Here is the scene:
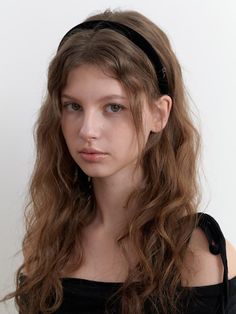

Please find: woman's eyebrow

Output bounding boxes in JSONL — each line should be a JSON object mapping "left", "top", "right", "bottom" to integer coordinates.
{"left": 61, "top": 93, "right": 127, "bottom": 101}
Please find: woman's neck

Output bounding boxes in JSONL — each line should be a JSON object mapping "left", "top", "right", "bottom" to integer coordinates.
{"left": 90, "top": 166, "right": 143, "bottom": 235}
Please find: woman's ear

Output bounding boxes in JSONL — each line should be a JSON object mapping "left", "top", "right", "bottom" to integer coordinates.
{"left": 151, "top": 95, "right": 172, "bottom": 133}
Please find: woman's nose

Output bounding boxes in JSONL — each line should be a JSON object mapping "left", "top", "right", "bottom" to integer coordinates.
{"left": 78, "top": 110, "right": 101, "bottom": 140}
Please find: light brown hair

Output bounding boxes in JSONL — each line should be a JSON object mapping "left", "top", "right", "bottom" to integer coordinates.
{"left": 1, "top": 8, "right": 202, "bottom": 314}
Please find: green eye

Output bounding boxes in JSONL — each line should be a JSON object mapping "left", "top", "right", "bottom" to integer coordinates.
{"left": 63, "top": 103, "right": 81, "bottom": 111}
{"left": 106, "top": 103, "right": 124, "bottom": 113}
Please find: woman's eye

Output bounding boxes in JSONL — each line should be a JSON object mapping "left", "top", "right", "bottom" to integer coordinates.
{"left": 63, "top": 103, "right": 81, "bottom": 111}
{"left": 106, "top": 103, "right": 124, "bottom": 113}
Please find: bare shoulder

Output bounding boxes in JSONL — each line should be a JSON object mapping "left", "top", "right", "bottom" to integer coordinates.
{"left": 181, "top": 227, "right": 236, "bottom": 287}
{"left": 226, "top": 239, "right": 236, "bottom": 278}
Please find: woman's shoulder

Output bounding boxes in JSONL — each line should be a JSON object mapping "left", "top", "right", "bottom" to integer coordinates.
{"left": 181, "top": 213, "right": 236, "bottom": 287}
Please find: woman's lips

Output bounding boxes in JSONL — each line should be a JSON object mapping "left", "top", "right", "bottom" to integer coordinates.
{"left": 79, "top": 152, "right": 108, "bottom": 162}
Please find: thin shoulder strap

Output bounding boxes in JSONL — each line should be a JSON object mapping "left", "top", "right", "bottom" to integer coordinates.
{"left": 197, "top": 212, "right": 229, "bottom": 312}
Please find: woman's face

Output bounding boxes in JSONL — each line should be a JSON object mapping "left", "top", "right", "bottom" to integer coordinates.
{"left": 60, "top": 64, "right": 155, "bottom": 180}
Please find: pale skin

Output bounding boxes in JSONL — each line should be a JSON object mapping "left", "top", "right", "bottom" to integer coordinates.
{"left": 26, "top": 63, "right": 236, "bottom": 286}
{"left": 60, "top": 64, "right": 170, "bottom": 236}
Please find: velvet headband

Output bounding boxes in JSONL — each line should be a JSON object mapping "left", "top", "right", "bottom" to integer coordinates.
{"left": 58, "top": 20, "right": 169, "bottom": 95}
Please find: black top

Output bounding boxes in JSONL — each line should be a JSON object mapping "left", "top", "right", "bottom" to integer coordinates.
{"left": 20, "top": 213, "right": 236, "bottom": 313}
{"left": 56, "top": 275, "right": 236, "bottom": 314}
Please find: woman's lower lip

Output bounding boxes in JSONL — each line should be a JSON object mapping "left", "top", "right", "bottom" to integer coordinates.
{"left": 80, "top": 152, "right": 107, "bottom": 162}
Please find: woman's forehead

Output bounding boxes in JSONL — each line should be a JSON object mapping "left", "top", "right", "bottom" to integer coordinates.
{"left": 61, "top": 64, "right": 128, "bottom": 101}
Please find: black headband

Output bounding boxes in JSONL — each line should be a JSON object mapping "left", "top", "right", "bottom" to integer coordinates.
{"left": 58, "top": 20, "right": 169, "bottom": 95}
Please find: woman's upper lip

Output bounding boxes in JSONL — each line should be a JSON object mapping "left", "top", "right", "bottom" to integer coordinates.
{"left": 80, "top": 148, "right": 106, "bottom": 154}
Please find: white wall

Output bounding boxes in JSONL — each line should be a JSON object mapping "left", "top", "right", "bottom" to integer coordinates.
{"left": 0, "top": 0, "right": 235, "bottom": 313}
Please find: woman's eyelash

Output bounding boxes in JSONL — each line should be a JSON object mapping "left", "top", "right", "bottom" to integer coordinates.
{"left": 106, "top": 103, "right": 125, "bottom": 113}
{"left": 62, "top": 103, "right": 125, "bottom": 113}
{"left": 62, "top": 102, "right": 81, "bottom": 111}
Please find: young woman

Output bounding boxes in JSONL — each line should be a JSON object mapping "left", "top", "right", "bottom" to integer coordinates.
{"left": 1, "top": 8, "right": 236, "bottom": 314}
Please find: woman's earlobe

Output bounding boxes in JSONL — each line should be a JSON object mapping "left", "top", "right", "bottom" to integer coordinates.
{"left": 151, "top": 95, "right": 172, "bottom": 132}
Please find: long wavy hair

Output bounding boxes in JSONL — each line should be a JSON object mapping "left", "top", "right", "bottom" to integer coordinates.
{"left": 1, "top": 8, "right": 203, "bottom": 314}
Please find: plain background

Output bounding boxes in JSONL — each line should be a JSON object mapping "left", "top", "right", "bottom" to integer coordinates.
{"left": 0, "top": 0, "right": 235, "bottom": 313}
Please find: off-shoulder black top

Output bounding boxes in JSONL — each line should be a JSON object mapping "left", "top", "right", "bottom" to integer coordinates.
{"left": 19, "top": 213, "right": 236, "bottom": 313}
